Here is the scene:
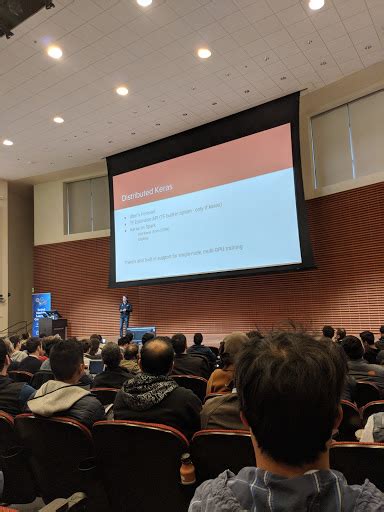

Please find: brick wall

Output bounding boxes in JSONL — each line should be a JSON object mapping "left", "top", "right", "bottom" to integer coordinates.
{"left": 34, "top": 182, "right": 384, "bottom": 341}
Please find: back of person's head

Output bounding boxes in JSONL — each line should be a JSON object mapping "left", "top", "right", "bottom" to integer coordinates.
{"left": 236, "top": 331, "right": 345, "bottom": 467}
{"left": 9, "top": 335, "right": 20, "bottom": 349}
{"left": 360, "top": 330, "right": 375, "bottom": 346}
{"left": 124, "top": 343, "right": 139, "bottom": 361}
{"left": 91, "top": 334, "right": 102, "bottom": 342}
{"left": 42, "top": 336, "right": 59, "bottom": 357}
{"left": 221, "top": 332, "right": 248, "bottom": 368}
{"left": 322, "top": 325, "right": 335, "bottom": 339}
{"left": 141, "top": 332, "right": 155, "bottom": 345}
{"left": 81, "top": 339, "right": 90, "bottom": 354}
{"left": 380, "top": 325, "right": 384, "bottom": 336}
{"left": 140, "top": 338, "right": 174, "bottom": 376}
{"left": 50, "top": 340, "right": 83, "bottom": 381}
{"left": 0, "top": 339, "right": 9, "bottom": 371}
{"left": 118, "top": 333, "right": 133, "bottom": 346}
{"left": 101, "top": 342, "right": 122, "bottom": 369}
{"left": 246, "top": 330, "right": 263, "bottom": 340}
{"left": 342, "top": 335, "right": 364, "bottom": 360}
{"left": 26, "top": 337, "right": 41, "bottom": 355}
{"left": 21, "top": 332, "right": 30, "bottom": 341}
{"left": 89, "top": 337, "right": 100, "bottom": 356}
{"left": 193, "top": 333, "right": 203, "bottom": 345}
{"left": 171, "top": 333, "right": 187, "bottom": 355}
{"left": 335, "top": 328, "right": 346, "bottom": 341}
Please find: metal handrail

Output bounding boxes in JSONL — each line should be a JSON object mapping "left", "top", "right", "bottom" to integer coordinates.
{"left": 0, "top": 320, "right": 31, "bottom": 337}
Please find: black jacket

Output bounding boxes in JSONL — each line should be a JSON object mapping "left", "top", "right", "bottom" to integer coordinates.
{"left": 172, "top": 354, "right": 211, "bottom": 379}
{"left": 120, "top": 302, "right": 132, "bottom": 317}
{"left": 17, "top": 356, "right": 43, "bottom": 374}
{"left": 92, "top": 367, "right": 132, "bottom": 389}
{"left": 0, "top": 376, "right": 35, "bottom": 416}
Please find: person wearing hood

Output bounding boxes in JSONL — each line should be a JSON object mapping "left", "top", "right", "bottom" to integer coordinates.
{"left": 114, "top": 338, "right": 201, "bottom": 439}
{"left": 189, "top": 332, "right": 384, "bottom": 512}
{"left": 27, "top": 340, "right": 105, "bottom": 429}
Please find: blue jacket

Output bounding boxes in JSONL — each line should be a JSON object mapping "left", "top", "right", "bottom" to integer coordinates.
{"left": 189, "top": 467, "right": 384, "bottom": 511}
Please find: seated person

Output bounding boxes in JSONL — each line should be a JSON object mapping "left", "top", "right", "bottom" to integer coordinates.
{"left": 206, "top": 332, "right": 248, "bottom": 394}
{"left": 27, "top": 340, "right": 105, "bottom": 428}
{"left": 114, "top": 338, "right": 201, "bottom": 439}
{"left": 118, "top": 332, "right": 134, "bottom": 354}
{"left": 322, "top": 325, "right": 335, "bottom": 339}
{"left": 40, "top": 336, "right": 60, "bottom": 371}
{"left": 141, "top": 332, "right": 155, "bottom": 346}
{"left": 187, "top": 333, "right": 216, "bottom": 365}
{"left": 84, "top": 337, "right": 102, "bottom": 361}
{"left": 360, "top": 412, "right": 384, "bottom": 443}
{"left": 17, "top": 338, "right": 44, "bottom": 374}
{"left": 121, "top": 343, "right": 141, "bottom": 374}
{"left": 201, "top": 391, "right": 246, "bottom": 431}
{"left": 361, "top": 331, "right": 380, "bottom": 364}
{"left": 92, "top": 342, "right": 132, "bottom": 389}
{"left": 171, "top": 333, "right": 210, "bottom": 379}
{"left": 335, "top": 328, "right": 347, "bottom": 343}
{"left": 376, "top": 325, "right": 384, "bottom": 351}
{"left": 189, "top": 332, "right": 384, "bottom": 511}
{"left": 342, "top": 336, "right": 384, "bottom": 393}
{"left": 9, "top": 335, "right": 28, "bottom": 365}
{"left": 0, "top": 339, "right": 35, "bottom": 415}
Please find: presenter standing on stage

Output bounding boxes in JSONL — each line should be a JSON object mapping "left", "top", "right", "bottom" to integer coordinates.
{"left": 119, "top": 295, "right": 132, "bottom": 337}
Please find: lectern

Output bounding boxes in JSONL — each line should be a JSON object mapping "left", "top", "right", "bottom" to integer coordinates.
{"left": 39, "top": 318, "right": 67, "bottom": 339}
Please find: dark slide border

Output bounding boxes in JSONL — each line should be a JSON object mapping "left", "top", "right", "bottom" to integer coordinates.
{"left": 107, "top": 92, "right": 315, "bottom": 288}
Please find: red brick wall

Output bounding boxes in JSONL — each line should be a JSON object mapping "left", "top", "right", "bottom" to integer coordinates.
{"left": 34, "top": 182, "right": 384, "bottom": 341}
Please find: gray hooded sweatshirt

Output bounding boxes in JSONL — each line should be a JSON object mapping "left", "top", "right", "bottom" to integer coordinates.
{"left": 189, "top": 467, "right": 384, "bottom": 512}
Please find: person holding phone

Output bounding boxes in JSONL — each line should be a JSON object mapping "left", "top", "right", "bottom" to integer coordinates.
{"left": 119, "top": 295, "right": 132, "bottom": 337}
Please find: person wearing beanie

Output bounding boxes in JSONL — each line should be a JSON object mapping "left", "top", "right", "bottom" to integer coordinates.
{"left": 206, "top": 332, "right": 248, "bottom": 394}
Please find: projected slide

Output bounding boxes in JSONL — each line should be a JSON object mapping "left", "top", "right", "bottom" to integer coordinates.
{"left": 113, "top": 123, "right": 302, "bottom": 283}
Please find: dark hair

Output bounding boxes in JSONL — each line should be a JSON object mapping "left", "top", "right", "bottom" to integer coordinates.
{"left": 246, "top": 330, "right": 263, "bottom": 340}
{"left": 140, "top": 338, "right": 174, "bottom": 376}
{"left": 322, "top": 325, "right": 335, "bottom": 339}
{"left": 124, "top": 344, "right": 139, "bottom": 361}
{"left": 43, "top": 337, "right": 59, "bottom": 356}
{"left": 21, "top": 332, "right": 30, "bottom": 341}
{"left": 335, "top": 328, "right": 346, "bottom": 341}
{"left": 9, "top": 335, "right": 20, "bottom": 348}
{"left": 81, "top": 339, "right": 90, "bottom": 354}
{"left": 236, "top": 332, "right": 345, "bottom": 467}
{"left": 380, "top": 325, "right": 384, "bottom": 335}
{"left": 360, "top": 330, "right": 375, "bottom": 345}
{"left": 26, "top": 337, "right": 41, "bottom": 354}
{"left": 141, "top": 332, "right": 155, "bottom": 345}
{"left": 0, "top": 339, "right": 8, "bottom": 372}
{"left": 171, "top": 333, "right": 186, "bottom": 355}
{"left": 90, "top": 334, "right": 102, "bottom": 342}
{"left": 101, "top": 342, "right": 122, "bottom": 369}
{"left": 118, "top": 334, "right": 133, "bottom": 346}
{"left": 89, "top": 338, "right": 100, "bottom": 356}
{"left": 193, "top": 333, "right": 203, "bottom": 345}
{"left": 342, "top": 335, "right": 364, "bottom": 360}
{"left": 50, "top": 340, "right": 83, "bottom": 381}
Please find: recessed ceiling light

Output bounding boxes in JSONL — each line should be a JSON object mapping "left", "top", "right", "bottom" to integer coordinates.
{"left": 116, "top": 86, "right": 129, "bottom": 96}
{"left": 47, "top": 45, "right": 63, "bottom": 59}
{"left": 137, "top": 0, "right": 152, "bottom": 6}
{"left": 309, "top": 0, "right": 325, "bottom": 10}
{"left": 3, "top": 139, "right": 13, "bottom": 146}
{"left": 197, "top": 48, "right": 212, "bottom": 59}
{"left": 53, "top": 116, "right": 64, "bottom": 124}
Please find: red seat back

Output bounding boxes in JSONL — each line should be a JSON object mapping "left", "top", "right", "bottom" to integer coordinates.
{"left": 361, "top": 400, "right": 384, "bottom": 424}
{"left": 338, "top": 401, "right": 362, "bottom": 441}
{"left": 355, "top": 381, "right": 381, "bottom": 408}
{"left": 93, "top": 420, "right": 190, "bottom": 512}
{"left": 191, "top": 429, "right": 255, "bottom": 483}
{"left": 172, "top": 375, "right": 207, "bottom": 401}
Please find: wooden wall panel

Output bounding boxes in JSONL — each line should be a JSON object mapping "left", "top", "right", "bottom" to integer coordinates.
{"left": 34, "top": 182, "right": 384, "bottom": 341}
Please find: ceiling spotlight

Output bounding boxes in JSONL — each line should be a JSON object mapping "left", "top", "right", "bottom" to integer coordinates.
{"left": 116, "top": 86, "right": 129, "bottom": 96}
{"left": 309, "top": 0, "right": 325, "bottom": 10}
{"left": 137, "top": 0, "right": 152, "bottom": 6}
{"left": 197, "top": 48, "right": 212, "bottom": 59}
{"left": 53, "top": 116, "right": 64, "bottom": 124}
{"left": 3, "top": 139, "right": 13, "bottom": 146}
{"left": 47, "top": 45, "right": 62, "bottom": 59}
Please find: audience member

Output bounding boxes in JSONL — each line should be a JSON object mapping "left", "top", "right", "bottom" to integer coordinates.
{"left": 201, "top": 392, "right": 245, "bottom": 431}
{"left": 40, "top": 336, "right": 60, "bottom": 371}
{"left": 187, "top": 333, "right": 216, "bottom": 364}
{"left": 114, "top": 338, "right": 201, "bottom": 438}
{"left": 361, "top": 331, "right": 379, "bottom": 364}
{"left": 121, "top": 344, "right": 141, "bottom": 374}
{"left": 28, "top": 340, "right": 105, "bottom": 428}
{"left": 141, "top": 332, "right": 155, "bottom": 345}
{"left": 189, "top": 332, "right": 384, "bottom": 511}
{"left": 322, "top": 325, "right": 335, "bottom": 339}
{"left": 206, "top": 332, "right": 248, "bottom": 394}
{"left": 360, "top": 413, "right": 384, "bottom": 443}
{"left": 92, "top": 342, "right": 132, "bottom": 389}
{"left": 0, "top": 339, "right": 35, "bottom": 415}
{"left": 118, "top": 332, "right": 134, "bottom": 353}
{"left": 335, "top": 328, "right": 347, "bottom": 343}
{"left": 171, "top": 333, "right": 210, "bottom": 379}
{"left": 84, "top": 337, "right": 102, "bottom": 361}
{"left": 376, "top": 326, "right": 384, "bottom": 351}
{"left": 17, "top": 338, "right": 44, "bottom": 374}
{"left": 9, "top": 335, "right": 27, "bottom": 364}
{"left": 342, "top": 336, "right": 384, "bottom": 392}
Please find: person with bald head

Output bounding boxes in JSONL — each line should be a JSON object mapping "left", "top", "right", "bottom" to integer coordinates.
{"left": 113, "top": 338, "right": 201, "bottom": 438}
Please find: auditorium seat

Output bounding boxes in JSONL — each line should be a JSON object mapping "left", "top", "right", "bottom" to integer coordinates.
{"left": 31, "top": 370, "right": 55, "bottom": 389}
{"left": 93, "top": 420, "right": 191, "bottom": 512}
{"left": 207, "top": 346, "right": 219, "bottom": 358}
{"left": 14, "top": 414, "right": 108, "bottom": 511}
{"left": 91, "top": 387, "right": 119, "bottom": 406}
{"left": 0, "top": 411, "right": 37, "bottom": 504}
{"left": 355, "top": 381, "right": 381, "bottom": 408}
{"left": 172, "top": 375, "right": 208, "bottom": 401}
{"left": 337, "top": 401, "right": 362, "bottom": 441}
{"left": 191, "top": 429, "right": 255, "bottom": 483}
{"left": 8, "top": 370, "right": 33, "bottom": 384}
{"left": 361, "top": 400, "right": 384, "bottom": 424}
{"left": 330, "top": 442, "right": 384, "bottom": 491}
